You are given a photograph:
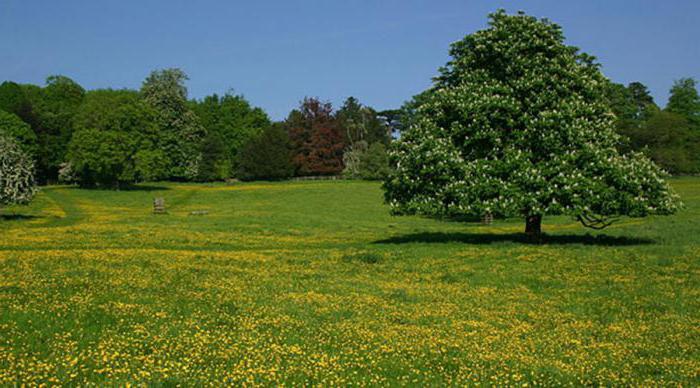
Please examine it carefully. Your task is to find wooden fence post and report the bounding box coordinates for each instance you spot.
[153,198,166,214]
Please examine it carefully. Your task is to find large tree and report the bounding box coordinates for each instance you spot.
[0,135,36,210]
[237,123,294,181]
[336,97,390,146]
[191,92,270,176]
[384,10,679,239]
[666,78,700,128]
[286,98,346,175]
[0,81,35,125]
[141,69,206,180]
[67,89,164,187]
[197,131,230,182]
[24,76,85,183]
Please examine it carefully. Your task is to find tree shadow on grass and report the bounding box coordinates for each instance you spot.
[0,214,40,221]
[374,232,654,246]
[120,184,171,192]
[65,184,171,192]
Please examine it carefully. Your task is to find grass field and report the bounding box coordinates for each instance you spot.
[1,178,698,385]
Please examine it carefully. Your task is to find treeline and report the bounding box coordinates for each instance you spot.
[606,78,700,174]
[0,69,393,187]
[1,69,699,188]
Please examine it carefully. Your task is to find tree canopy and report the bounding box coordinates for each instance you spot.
[141,69,205,180]
[191,92,270,176]
[286,98,346,176]
[384,10,679,238]
[0,21,696,192]
[0,110,38,158]
[0,81,34,125]
[237,123,294,181]
[667,78,700,128]
[336,97,390,146]
[26,76,85,182]
[67,89,164,187]
[623,111,700,174]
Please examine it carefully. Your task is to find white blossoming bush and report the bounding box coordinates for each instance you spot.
[0,135,37,209]
[384,10,680,238]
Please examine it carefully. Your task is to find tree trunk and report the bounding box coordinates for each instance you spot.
[525,214,542,242]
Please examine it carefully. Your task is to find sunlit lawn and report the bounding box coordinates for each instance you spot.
[1,178,698,385]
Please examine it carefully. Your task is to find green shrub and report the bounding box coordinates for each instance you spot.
[198,131,231,181]
[0,110,37,158]
[359,142,390,180]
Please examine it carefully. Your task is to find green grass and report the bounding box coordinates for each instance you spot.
[0,178,698,385]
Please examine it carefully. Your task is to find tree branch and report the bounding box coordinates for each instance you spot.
[577,213,618,230]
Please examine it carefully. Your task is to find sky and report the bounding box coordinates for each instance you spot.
[1,0,698,120]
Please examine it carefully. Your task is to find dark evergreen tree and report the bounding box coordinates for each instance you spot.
[237,123,294,181]
[197,131,230,181]
[0,81,35,125]
[667,78,700,128]
[336,97,390,146]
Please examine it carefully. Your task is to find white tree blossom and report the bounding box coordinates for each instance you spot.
[0,135,37,209]
[384,10,680,236]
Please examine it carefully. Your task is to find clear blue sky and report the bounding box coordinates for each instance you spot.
[1,0,698,120]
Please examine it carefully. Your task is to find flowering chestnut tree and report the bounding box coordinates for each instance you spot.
[0,135,37,211]
[384,10,679,239]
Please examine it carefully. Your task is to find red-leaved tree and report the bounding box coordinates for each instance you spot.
[287,98,346,175]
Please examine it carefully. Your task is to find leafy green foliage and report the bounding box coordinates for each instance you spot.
[237,123,294,181]
[666,77,700,128]
[23,76,85,182]
[343,141,390,180]
[67,129,134,188]
[133,149,169,182]
[606,79,700,173]
[0,81,35,125]
[141,69,206,180]
[0,110,38,158]
[605,81,659,133]
[0,135,36,207]
[336,97,390,146]
[359,142,390,180]
[384,10,679,235]
[191,93,270,174]
[67,89,163,187]
[621,111,700,174]
[342,140,368,178]
[197,131,231,182]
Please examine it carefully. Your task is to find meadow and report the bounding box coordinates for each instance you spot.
[0,178,698,385]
